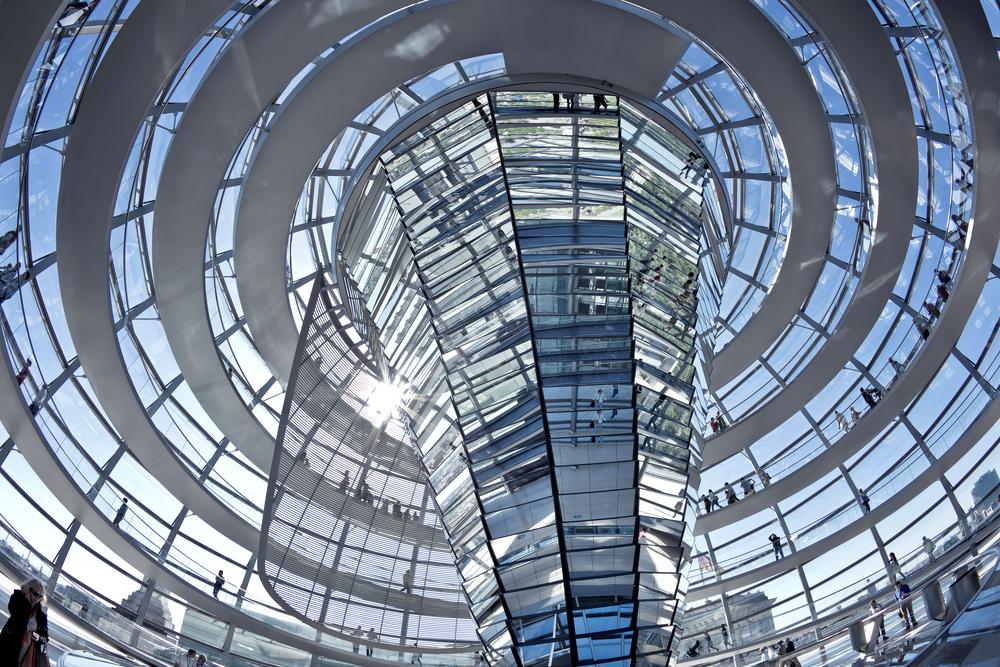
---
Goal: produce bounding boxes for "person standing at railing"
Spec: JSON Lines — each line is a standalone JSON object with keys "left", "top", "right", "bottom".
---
{"left": 724, "top": 482, "right": 737, "bottom": 506}
{"left": 113, "top": 497, "right": 129, "bottom": 527}
{"left": 889, "top": 358, "right": 906, "bottom": 385}
{"left": 680, "top": 152, "right": 699, "bottom": 180}
{"left": 858, "top": 489, "right": 871, "bottom": 514}
{"left": 860, "top": 387, "right": 877, "bottom": 409}
{"left": 720, "top": 624, "right": 731, "bottom": 647}
{"left": 351, "top": 625, "right": 362, "bottom": 654}
{"left": 887, "top": 552, "right": 905, "bottom": 583}
{"left": 212, "top": 571, "right": 225, "bottom": 599}
{"left": 0, "top": 578, "right": 48, "bottom": 667}
{"left": 922, "top": 536, "right": 936, "bottom": 563}
{"left": 714, "top": 410, "right": 727, "bottom": 431}
{"left": 778, "top": 638, "right": 799, "bottom": 667}
{"left": 894, "top": 581, "right": 918, "bottom": 630}
{"left": 174, "top": 648, "right": 197, "bottom": 667}
{"left": 401, "top": 568, "right": 414, "bottom": 594}
{"left": 14, "top": 359, "right": 31, "bottom": 386}
{"left": 869, "top": 599, "right": 888, "bottom": 644}
{"left": 769, "top": 533, "right": 784, "bottom": 560}
{"left": 835, "top": 410, "right": 849, "bottom": 433}
{"left": 365, "top": 627, "right": 379, "bottom": 656}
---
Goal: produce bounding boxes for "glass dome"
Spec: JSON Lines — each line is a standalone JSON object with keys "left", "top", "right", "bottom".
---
{"left": 0, "top": 1, "right": 997, "bottom": 666}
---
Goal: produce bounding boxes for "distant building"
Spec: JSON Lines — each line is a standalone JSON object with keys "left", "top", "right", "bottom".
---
{"left": 180, "top": 606, "right": 311, "bottom": 667}
{"left": 118, "top": 586, "right": 173, "bottom": 633}
{"left": 971, "top": 469, "right": 999, "bottom": 508}
{"left": 680, "top": 590, "right": 776, "bottom": 653}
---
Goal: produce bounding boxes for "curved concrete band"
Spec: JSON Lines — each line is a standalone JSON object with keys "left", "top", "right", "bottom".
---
{"left": 157, "top": 0, "right": 688, "bottom": 386}
{"left": 688, "top": 381, "right": 1000, "bottom": 600}
{"left": 52, "top": 1, "right": 261, "bottom": 551}
{"left": 150, "top": 0, "right": 422, "bottom": 475}
{"left": 694, "top": 0, "right": 1000, "bottom": 536}
{"left": 229, "top": 0, "right": 834, "bottom": 392}
{"left": 698, "top": 0, "right": 919, "bottom": 473}
{"left": 0, "top": 0, "right": 62, "bottom": 141}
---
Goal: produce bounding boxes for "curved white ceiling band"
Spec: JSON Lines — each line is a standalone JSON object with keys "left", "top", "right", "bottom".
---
{"left": 149, "top": 1, "right": 419, "bottom": 477}
{"left": 0, "top": 0, "right": 62, "bottom": 140}
{"left": 699, "top": 0, "right": 919, "bottom": 471}
{"left": 230, "top": 0, "right": 835, "bottom": 394}
{"left": 695, "top": 0, "right": 1000, "bottom": 534}
{"left": 0, "top": 0, "right": 90, "bottom": 528}
{"left": 666, "top": 0, "right": 836, "bottom": 389}
{"left": 52, "top": 0, "right": 259, "bottom": 549}
{"left": 233, "top": 0, "right": 688, "bottom": 382}
{"left": 688, "top": 383, "right": 1000, "bottom": 600}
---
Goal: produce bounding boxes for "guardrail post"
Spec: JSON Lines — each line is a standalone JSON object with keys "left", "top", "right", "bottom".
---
{"left": 848, "top": 620, "right": 867, "bottom": 652}
{"left": 947, "top": 566, "right": 981, "bottom": 617}
{"left": 922, "top": 580, "right": 947, "bottom": 621}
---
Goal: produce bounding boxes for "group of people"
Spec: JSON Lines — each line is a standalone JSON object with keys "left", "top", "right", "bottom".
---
{"left": 351, "top": 625, "right": 381, "bottom": 656}
{"left": 757, "top": 637, "right": 800, "bottom": 666}
{"left": 708, "top": 410, "right": 727, "bottom": 434}
{"left": 696, "top": 625, "right": 731, "bottom": 653}
{"left": 687, "top": 529, "right": 955, "bottom": 662}
{"left": 700, "top": 472, "right": 767, "bottom": 514}
{"left": 833, "top": 406, "right": 862, "bottom": 433}
{"left": 338, "top": 471, "right": 421, "bottom": 523}
{"left": 678, "top": 151, "right": 711, "bottom": 187}
{"left": 686, "top": 631, "right": 798, "bottom": 666}
{"left": 859, "top": 385, "right": 883, "bottom": 410}
{"left": 866, "top": 581, "right": 920, "bottom": 646}
{"left": 173, "top": 648, "right": 210, "bottom": 667}
{"left": 0, "top": 263, "right": 30, "bottom": 303}
{"left": 914, "top": 268, "right": 953, "bottom": 340}
{"left": 551, "top": 92, "right": 609, "bottom": 114}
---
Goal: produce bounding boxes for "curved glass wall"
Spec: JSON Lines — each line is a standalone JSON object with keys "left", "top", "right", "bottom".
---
{"left": 0, "top": 2, "right": 997, "bottom": 667}
{"left": 696, "top": 0, "right": 976, "bottom": 524}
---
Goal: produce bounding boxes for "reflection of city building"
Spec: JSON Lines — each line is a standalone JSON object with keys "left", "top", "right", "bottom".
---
{"left": 683, "top": 591, "right": 775, "bottom": 649}
{"left": 0, "top": 539, "right": 43, "bottom": 585}
{"left": 972, "top": 469, "right": 999, "bottom": 507}
{"left": 180, "top": 608, "right": 310, "bottom": 667}
{"left": 118, "top": 587, "right": 173, "bottom": 633}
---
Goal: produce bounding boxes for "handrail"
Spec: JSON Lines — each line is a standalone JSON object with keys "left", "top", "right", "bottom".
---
{"left": 907, "top": 547, "right": 1000, "bottom": 665}
{"left": 684, "top": 486, "right": 1000, "bottom": 641}
{"left": 677, "top": 507, "right": 1000, "bottom": 665}
{"left": 688, "top": 449, "right": 999, "bottom": 591}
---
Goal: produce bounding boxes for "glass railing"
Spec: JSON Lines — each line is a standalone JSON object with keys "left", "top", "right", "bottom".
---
{"left": 682, "top": 486, "right": 1000, "bottom": 657}
{"left": 690, "top": 439, "right": 995, "bottom": 591}
{"left": 0, "top": 508, "right": 470, "bottom": 666}
{"left": 679, "top": 496, "right": 1000, "bottom": 664}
